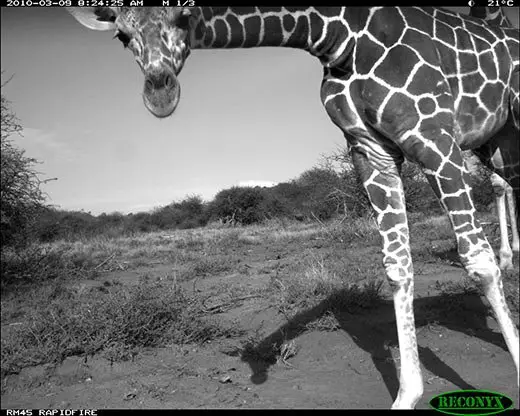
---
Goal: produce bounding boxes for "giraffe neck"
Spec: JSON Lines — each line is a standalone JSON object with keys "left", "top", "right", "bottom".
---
{"left": 189, "top": 7, "right": 366, "bottom": 68}
{"left": 470, "top": 6, "right": 511, "bottom": 27}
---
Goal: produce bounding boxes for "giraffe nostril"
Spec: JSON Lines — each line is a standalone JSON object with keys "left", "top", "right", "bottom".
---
{"left": 145, "top": 79, "right": 154, "bottom": 92}
{"left": 165, "top": 74, "right": 174, "bottom": 89}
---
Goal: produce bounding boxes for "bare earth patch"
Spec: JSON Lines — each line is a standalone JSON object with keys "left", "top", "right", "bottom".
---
{"left": 2, "top": 216, "right": 518, "bottom": 409}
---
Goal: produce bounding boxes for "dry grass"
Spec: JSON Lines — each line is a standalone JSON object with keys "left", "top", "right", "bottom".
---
{"left": 2, "top": 213, "right": 517, "bottom": 381}
{"left": 1, "top": 278, "right": 243, "bottom": 377}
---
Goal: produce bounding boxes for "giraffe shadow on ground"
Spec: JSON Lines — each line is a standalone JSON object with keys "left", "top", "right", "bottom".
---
{"left": 240, "top": 288, "right": 508, "bottom": 400}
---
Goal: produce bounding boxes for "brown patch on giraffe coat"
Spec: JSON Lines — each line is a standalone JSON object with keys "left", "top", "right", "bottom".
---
{"left": 263, "top": 16, "right": 283, "bottom": 46}
{"left": 418, "top": 114, "right": 454, "bottom": 142}
{"left": 443, "top": 192, "right": 472, "bottom": 212}
{"left": 259, "top": 7, "right": 283, "bottom": 13}
{"left": 282, "top": 14, "right": 295, "bottom": 32}
{"left": 374, "top": 46, "right": 419, "bottom": 89}
{"left": 287, "top": 16, "right": 309, "bottom": 48}
{"left": 407, "top": 66, "right": 445, "bottom": 96}
{"left": 368, "top": 8, "right": 405, "bottom": 48}
{"left": 454, "top": 223, "right": 475, "bottom": 235}
{"left": 225, "top": 14, "right": 244, "bottom": 47}
{"left": 479, "top": 51, "right": 498, "bottom": 80}
{"left": 355, "top": 36, "right": 385, "bottom": 76}
{"left": 402, "top": 8, "right": 434, "bottom": 37}
{"left": 322, "top": 94, "right": 359, "bottom": 130}
{"left": 418, "top": 97, "right": 436, "bottom": 116}
{"left": 203, "top": 26, "right": 214, "bottom": 47}
{"left": 451, "top": 213, "right": 473, "bottom": 227}
{"left": 395, "top": 248, "right": 409, "bottom": 259}
{"left": 467, "top": 22, "right": 497, "bottom": 44}
{"left": 481, "top": 82, "right": 506, "bottom": 112}
{"left": 437, "top": 94, "right": 453, "bottom": 111}
{"left": 403, "top": 132, "right": 443, "bottom": 167}
{"left": 354, "top": 78, "right": 389, "bottom": 124}
{"left": 459, "top": 52, "right": 478, "bottom": 74}
{"left": 242, "top": 16, "right": 261, "bottom": 47}
{"left": 308, "top": 13, "right": 324, "bottom": 46}
{"left": 387, "top": 242, "right": 402, "bottom": 253}
{"left": 380, "top": 93, "right": 419, "bottom": 135}
{"left": 202, "top": 8, "right": 213, "bottom": 21}
{"left": 455, "top": 26, "right": 473, "bottom": 50}
{"left": 321, "top": 21, "right": 351, "bottom": 59}
{"left": 212, "top": 19, "right": 230, "bottom": 48}
{"left": 313, "top": 7, "right": 342, "bottom": 18}
{"left": 466, "top": 233, "right": 481, "bottom": 246}
{"left": 435, "top": 22, "right": 455, "bottom": 45}
{"left": 461, "top": 72, "right": 486, "bottom": 95}
{"left": 436, "top": 11, "right": 464, "bottom": 35}
{"left": 321, "top": 79, "right": 345, "bottom": 97}
{"left": 232, "top": 7, "right": 256, "bottom": 16}
{"left": 434, "top": 41, "right": 458, "bottom": 76}
{"left": 402, "top": 30, "right": 438, "bottom": 67}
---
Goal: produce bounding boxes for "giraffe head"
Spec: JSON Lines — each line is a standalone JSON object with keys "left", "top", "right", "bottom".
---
{"left": 67, "top": 7, "right": 195, "bottom": 118}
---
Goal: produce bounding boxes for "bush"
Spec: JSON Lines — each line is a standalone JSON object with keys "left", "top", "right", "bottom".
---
{"left": 208, "top": 186, "right": 272, "bottom": 225}
{"left": 1, "top": 86, "right": 47, "bottom": 247}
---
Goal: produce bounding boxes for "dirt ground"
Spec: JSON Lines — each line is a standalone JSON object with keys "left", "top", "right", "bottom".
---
{"left": 2, "top": 238, "right": 519, "bottom": 410}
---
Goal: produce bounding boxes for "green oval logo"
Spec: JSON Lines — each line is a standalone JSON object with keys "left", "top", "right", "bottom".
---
{"left": 429, "top": 389, "right": 514, "bottom": 416}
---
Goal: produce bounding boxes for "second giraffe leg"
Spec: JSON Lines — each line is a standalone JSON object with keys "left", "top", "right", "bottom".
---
{"left": 352, "top": 150, "right": 423, "bottom": 409}
{"left": 506, "top": 185, "right": 520, "bottom": 255}
{"left": 492, "top": 176, "right": 514, "bottom": 270}
{"left": 403, "top": 131, "right": 519, "bottom": 386}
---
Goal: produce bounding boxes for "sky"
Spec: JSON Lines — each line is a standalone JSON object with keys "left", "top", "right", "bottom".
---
{"left": 1, "top": 7, "right": 519, "bottom": 215}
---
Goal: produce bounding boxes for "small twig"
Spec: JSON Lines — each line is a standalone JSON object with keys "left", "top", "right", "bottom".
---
{"left": 92, "top": 253, "right": 116, "bottom": 271}
{"left": 201, "top": 294, "right": 262, "bottom": 314}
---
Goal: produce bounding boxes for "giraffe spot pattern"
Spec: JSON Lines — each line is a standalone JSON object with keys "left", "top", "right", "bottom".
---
{"left": 264, "top": 16, "right": 283, "bottom": 46}
{"left": 243, "top": 16, "right": 261, "bottom": 47}
{"left": 381, "top": 93, "right": 419, "bottom": 136}
{"left": 401, "top": 30, "right": 438, "bottom": 68}
{"left": 368, "top": 8, "right": 405, "bottom": 48}
{"left": 355, "top": 35, "right": 385, "bottom": 76}
{"left": 282, "top": 14, "right": 295, "bottom": 32}
{"left": 418, "top": 97, "right": 436, "bottom": 116}
{"left": 225, "top": 14, "right": 243, "bottom": 47}
{"left": 479, "top": 51, "right": 498, "bottom": 80}
{"left": 374, "top": 46, "right": 420, "bottom": 89}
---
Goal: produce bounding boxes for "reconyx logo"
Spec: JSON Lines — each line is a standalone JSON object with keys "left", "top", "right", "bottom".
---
{"left": 430, "top": 390, "right": 514, "bottom": 415}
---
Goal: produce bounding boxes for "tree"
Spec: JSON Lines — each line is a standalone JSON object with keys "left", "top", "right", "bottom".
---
{"left": 1, "top": 74, "right": 47, "bottom": 246}
{"left": 208, "top": 186, "right": 268, "bottom": 225}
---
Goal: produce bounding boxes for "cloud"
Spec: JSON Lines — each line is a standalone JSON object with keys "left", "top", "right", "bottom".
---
{"left": 20, "top": 127, "right": 78, "bottom": 162}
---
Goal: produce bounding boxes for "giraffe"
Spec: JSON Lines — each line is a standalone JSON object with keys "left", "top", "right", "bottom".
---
{"left": 66, "top": 7, "right": 520, "bottom": 409}
{"left": 468, "top": 7, "right": 519, "bottom": 270}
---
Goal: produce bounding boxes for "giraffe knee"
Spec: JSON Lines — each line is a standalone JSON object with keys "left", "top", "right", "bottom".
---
{"left": 465, "top": 257, "right": 501, "bottom": 287}
{"left": 384, "top": 264, "right": 412, "bottom": 289}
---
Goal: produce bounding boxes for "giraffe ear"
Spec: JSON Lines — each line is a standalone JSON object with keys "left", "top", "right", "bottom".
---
{"left": 66, "top": 7, "right": 120, "bottom": 31}
{"left": 181, "top": 8, "right": 192, "bottom": 17}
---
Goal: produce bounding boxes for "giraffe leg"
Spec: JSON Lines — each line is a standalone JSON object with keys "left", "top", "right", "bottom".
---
{"left": 474, "top": 111, "right": 520, "bottom": 257}
{"left": 492, "top": 175, "right": 514, "bottom": 270}
{"left": 506, "top": 185, "right": 520, "bottom": 255}
{"left": 351, "top": 150, "right": 423, "bottom": 409}
{"left": 402, "top": 130, "right": 520, "bottom": 387}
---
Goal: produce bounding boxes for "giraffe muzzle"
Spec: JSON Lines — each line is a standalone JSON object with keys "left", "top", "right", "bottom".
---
{"left": 142, "top": 69, "right": 180, "bottom": 118}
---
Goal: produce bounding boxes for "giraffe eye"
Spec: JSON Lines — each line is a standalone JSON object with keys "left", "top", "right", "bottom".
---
{"left": 114, "top": 30, "right": 131, "bottom": 48}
